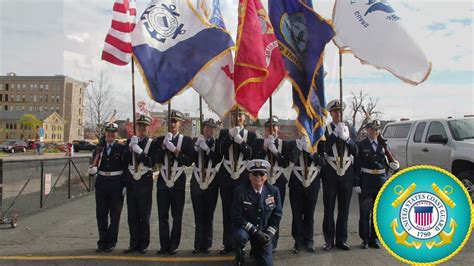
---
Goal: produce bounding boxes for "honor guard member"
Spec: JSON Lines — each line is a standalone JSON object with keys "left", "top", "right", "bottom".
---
{"left": 190, "top": 118, "right": 222, "bottom": 254}
{"left": 321, "top": 99, "right": 358, "bottom": 251}
{"left": 123, "top": 115, "right": 158, "bottom": 254}
{"left": 156, "top": 110, "right": 194, "bottom": 255}
{"left": 88, "top": 122, "right": 125, "bottom": 253}
{"left": 231, "top": 159, "right": 282, "bottom": 266}
{"left": 253, "top": 116, "right": 290, "bottom": 251}
{"left": 288, "top": 134, "right": 325, "bottom": 254}
{"left": 216, "top": 107, "right": 257, "bottom": 254}
{"left": 354, "top": 120, "right": 400, "bottom": 249}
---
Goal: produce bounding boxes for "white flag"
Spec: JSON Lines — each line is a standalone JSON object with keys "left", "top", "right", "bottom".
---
{"left": 333, "top": 0, "right": 431, "bottom": 85}
{"left": 192, "top": 0, "right": 235, "bottom": 119}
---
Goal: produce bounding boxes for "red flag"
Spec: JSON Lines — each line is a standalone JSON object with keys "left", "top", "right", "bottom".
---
{"left": 234, "top": 0, "right": 286, "bottom": 118}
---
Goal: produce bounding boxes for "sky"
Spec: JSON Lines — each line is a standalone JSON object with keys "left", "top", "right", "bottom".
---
{"left": 0, "top": 0, "right": 473, "bottom": 122}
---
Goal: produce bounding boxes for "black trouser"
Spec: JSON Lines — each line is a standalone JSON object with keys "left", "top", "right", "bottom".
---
{"left": 190, "top": 175, "right": 219, "bottom": 251}
{"left": 95, "top": 176, "right": 124, "bottom": 249}
{"left": 218, "top": 168, "right": 248, "bottom": 249}
{"left": 288, "top": 177, "right": 319, "bottom": 249}
{"left": 359, "top": 189, "right": 379, "bottom": 243}
{"left": 270, "top": 176, "right": 287, "bottom": 249}
{"left": 126, "top": 174, "right": 153, "bottom": 250}
{"left": 234, "top": 228, "right": 273, "bottom": 266}
{"left": 322, "top": 179, "right": 353, "bottom": 245}
{"left": 157, "top": 175, "right": 186, "bottom": 251}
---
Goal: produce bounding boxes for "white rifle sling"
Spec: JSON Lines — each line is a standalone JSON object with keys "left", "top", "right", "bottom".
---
{"left": 129, "top": 138, "right": 153, "bottom": 180}
{"left": 293, "top": 152, "right": 321, "bottom": 188}
{"left": 193, "top": 138, "right": 219, "bottom": 190}
{"left": 324, "top": 125, "right": 353, "bottom": 176}
{"left": 160, "top": 134, "right": 185, "bottom": 188}
{"left": 266, "top": 139, "right": 283, "bottom": 185}
{"left": 223, "top": 129, "right": 248, "bottom": 180}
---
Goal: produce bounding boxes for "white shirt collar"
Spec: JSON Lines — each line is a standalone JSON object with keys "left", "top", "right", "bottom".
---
{"left": 253, "top": 186, "right": 263, "bottom": 194}
{"left": 369, "top": 137, "right": 378, "bottom": 145}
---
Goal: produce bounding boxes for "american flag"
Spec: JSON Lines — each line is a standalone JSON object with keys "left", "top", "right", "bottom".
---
{"left": 101, "top": 0, "right": 136, "bottom": 66}
{"left": 414, "top": 206, "right": 433, "bottom": 226}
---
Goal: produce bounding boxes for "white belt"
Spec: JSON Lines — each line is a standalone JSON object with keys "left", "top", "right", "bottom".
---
{"left": 98, "top": 170, "right": 123, "bottom": 177}
{"left": 325, "top": 144, "right": 353, "bottom": 176}
{"left": 361, "top": 167, "right": 386, "bottom": 175}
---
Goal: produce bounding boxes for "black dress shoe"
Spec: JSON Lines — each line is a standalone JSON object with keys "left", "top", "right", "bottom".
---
{"left": 369, "top": 241, "right": 380, "bottom": 249}
{"left": 220, "top": 247, "right": 233, "bottom": 255}
{"left": 192, "top": 249, "right": 200, "bottom": 254}
{"left": 292, "top": 247, "right": 300, "bottom": 254}
{"left": 168, "top": 249, "right": 178, "bottom": 255}
{"left": 323, "top": 242, "right": 333, "bottom": 251}
{"left": 157, "top": 249, "right": 168, "bottom": 255}
{"left": 305, "top": 246, "right": 316, "bottom": 253}
{"left": 124, "top": 247, "right": 137, "bottom": 254}
{"left": 104, "top": 246, "right": 115, "bottom": 253}
{"left": 336, "top": 242, "right": 350, "bottom": 251}
{"left": 95, "top": 247, "right": 105, "bottom": 253}
{"left": 139, "top": 249, "right": 148, "bottom": 254}
{"left": 361, "top": 242, "right": 369, "bottom": 249}
{"left": 202, "top": 249, "right": 211, "bottom": 254}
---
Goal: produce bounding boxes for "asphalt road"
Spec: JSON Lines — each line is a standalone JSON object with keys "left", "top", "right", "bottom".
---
{"left": 0, "top": 181, "right": 472, "bottom": 265}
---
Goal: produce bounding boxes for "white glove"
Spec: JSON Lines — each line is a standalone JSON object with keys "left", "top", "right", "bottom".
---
{"left": 132, "top": 143, "right": 143, "bottom": 154}
{"left": 389, "top": 160, "right": 400, "bottom": 171}
{"left": 303, "top": 141, "right": 312, "bottom": 153}
{"left": 194, "top": 135, "right": 205, "bottom": 150}
{"left": 129, "top": 136, "right": 139, "bottom": 146}
{"left": 233, "top": 133, "right": 244, "bottom": 144}
{"left": 199, "top": 141, "right": 210, "bottom": 152}
{"left": 296, "top": 138, "right": 304, "bottom": 151}
{"left": 268, "top": 142, "right": 278, "bottom": 155}
{"left": 264, "top": 135, "right": 275, "bottom": 149}
{"left": 122, "top": 187, "right": 127, "bottom": 196}
{"left": 165, "top": 141, "right": 176, "bottom": 152}
{"left": 229, "top": 126, "right": 241, "bottom": 138}
{"left": 87, "top": 166, "right": 97, "bottom": 176}
{"left": 300, "top": 136, "right": 309, "bottom": 152}
{"left": 339, "top": 123, "right": 350, "bottom": 142}
{"left": 165, "top": 132, "right": 173, "bottom": 142}
{"left": 354, "top": 186, "right": 362, "bottom": 194}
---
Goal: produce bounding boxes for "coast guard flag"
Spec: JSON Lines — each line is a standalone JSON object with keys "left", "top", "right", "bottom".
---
{"left": 234, "top": 0, "right": 287, "bottom": 119}
{"left": 269, "top": 0, "right": 334, "bottom": 151}
{"left": 333, "top": 0, "right": 431, "bottom": 85}
{"left": 102, "top": 0, "right": 137, "bottom": 66}
{"left": 132, "top": 0, "right": 234, "bottom": 104}
{"left": 192, "top": 0, "right": 235, "bottom": 119}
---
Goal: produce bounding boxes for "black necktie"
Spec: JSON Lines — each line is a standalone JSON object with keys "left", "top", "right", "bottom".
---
{"left": 372, "top": 141, "right": 377, "bottom": 151}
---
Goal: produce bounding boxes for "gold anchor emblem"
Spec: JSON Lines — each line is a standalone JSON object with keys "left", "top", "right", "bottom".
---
{"left": 426, "top": 218, "right": 457, "bottom": 249}
{"left": 390, "top": 219, "right": 422, "bottom": 249}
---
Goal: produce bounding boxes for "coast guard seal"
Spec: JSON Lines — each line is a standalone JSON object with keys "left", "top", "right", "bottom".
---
{"left": 374, "top": 165, "right": 473, "bottom": 265}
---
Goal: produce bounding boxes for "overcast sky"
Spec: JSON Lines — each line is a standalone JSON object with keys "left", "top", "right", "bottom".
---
{"left": 0, "top": 0, "right": 472, "bottom": 122}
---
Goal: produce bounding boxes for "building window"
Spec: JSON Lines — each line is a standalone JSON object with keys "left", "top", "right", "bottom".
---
{"left": 0, "top": 94, "right": 2, "bottom": 101}
{"left": 9, "top": 106, "right": 14, "bottom": 111}
{"left": 39, "top": 106, "right": 43, "bottom": 111}
{"left": 5, "top": 94, "right": 8, "bottom": 102}
{"left": 16, "top": 95, "right": 20, "bottom": 102}
{"left": 21, "top": 106, "right": 25, "bottom": 111}
{"left": 5, "top": 84, "right": 9, "bottom": 91}
{"left": 11, "top": 84, "right": 15, "bottom": 89}
{"left": 22, "top": 95, "right": 26, "bottom": 102}
{"left": 11, "top": 95, "right": 14, "bottom": 101}
{"left": 29, "top": 106, "right": 33, "bottom": 111}
{"left": 0, "top": 84, "right": 2, "bottom": 91}
{"left": 23, "top": 84, "right": 26, "bottom": 89}
{"left": 34, "top": 95, "right": 37, "bottom": 102}
{"left": 45, "top": 84, "right": 49, "bottom": 90}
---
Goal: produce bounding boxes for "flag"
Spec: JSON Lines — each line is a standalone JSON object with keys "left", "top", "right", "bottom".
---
{"left": 192, "top": 0, "right": 235, "bottom": 119}
{"left": 102, "top": 0, "right": 137, "bottom": 66}
{"left": 269, "top": 0, "right": 334, "bottom": 151}
{"left": 333, "top": 0, "right": 431, "bottom": 85}
{"left": 234, "top": 0, "right": 287, "bottom": 119}
{"left": 132, "top": 0, "right": 234, "bottom": 104}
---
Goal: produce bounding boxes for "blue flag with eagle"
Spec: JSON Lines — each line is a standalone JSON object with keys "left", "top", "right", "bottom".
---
{"left": 269, "top": 0, "right": 334, "bottom": 151}
{"left": 132, "top": 0, "right": 234, "bottom": 103}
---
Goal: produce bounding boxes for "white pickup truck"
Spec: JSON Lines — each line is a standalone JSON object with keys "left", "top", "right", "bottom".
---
{"left": 382, "top": 117, "right": 474, "bottom": 200}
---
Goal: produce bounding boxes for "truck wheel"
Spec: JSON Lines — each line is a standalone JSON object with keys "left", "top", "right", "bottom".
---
{"left": 458, "top": 170, "right": 474, "bottom": 202}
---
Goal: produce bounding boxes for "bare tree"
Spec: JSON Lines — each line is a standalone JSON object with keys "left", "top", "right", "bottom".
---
{"left": 85, "top": 71, "right": 117, "bottom": 138}
{"left": 346, "top": 90, "right": 383, "bottom": 139}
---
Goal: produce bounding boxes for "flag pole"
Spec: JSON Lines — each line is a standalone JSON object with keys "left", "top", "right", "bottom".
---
{"left": 269, "top": 96, "right": 274, "bottom": 177}
{"left": 131, "top": 58, "right": 137, "bottom": 135}
{"left": 131, "top": 57, "right": 138, "bottom": 173}
{"left": 167, "top": 101, "right": 172, "bottom": 181}
{"left": 199, "top": 96, "right": 205, "bottom": 183}
{"left": 338, "top": 49, "right": 344, "bottom": 168}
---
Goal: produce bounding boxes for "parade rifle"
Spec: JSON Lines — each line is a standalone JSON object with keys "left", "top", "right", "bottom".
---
{"left": 378, "top": 133, "right": 397, "bottom": 164}
{"left": 233, "top": 108, "right": 239, "bottom": 174}
{"left": 91, "top": 135, "right": 106, "bottom": 169}
{"left": 199, "top": 97, "right": 205, "bottom": 183}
